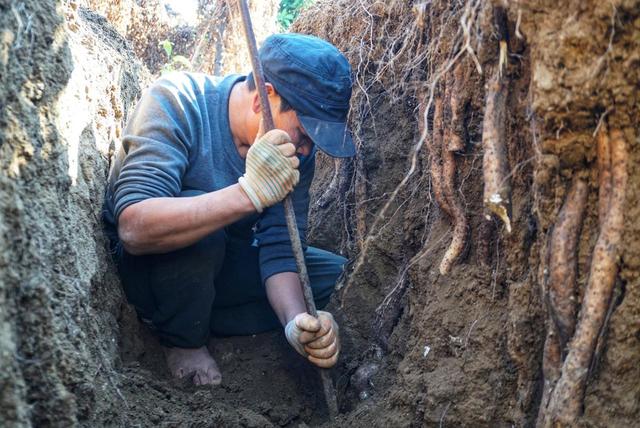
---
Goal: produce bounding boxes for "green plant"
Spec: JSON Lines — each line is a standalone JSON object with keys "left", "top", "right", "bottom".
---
{"left": 158, "top": 39, "right": 192, "bottom": 74}
{"left": 277, "top": 0, "right": 314, "bottom": 30}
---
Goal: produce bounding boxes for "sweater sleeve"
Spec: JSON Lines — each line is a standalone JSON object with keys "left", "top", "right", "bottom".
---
{"left": 255, "top": 150, "right": 316, "bottom": 283}
{"left": 112, "top": 73, "right": 199, "bottom": 221}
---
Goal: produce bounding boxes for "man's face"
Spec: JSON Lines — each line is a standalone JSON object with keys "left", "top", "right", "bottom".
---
{"left": 273, "top": 107, "right": 314, "bottom": 158}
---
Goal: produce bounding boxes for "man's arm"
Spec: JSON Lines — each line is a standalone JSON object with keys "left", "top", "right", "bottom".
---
{"left": 117, "top": 128, "right": 298, "bottom": 256}
{"left": 265, "top": 272, "right": 307, "bottom": 325}
{"left": 266, "top": 272, "right": 340, "bottom": 368}
{"left": 118, "top": 183, "right": 254, "bottom": 255}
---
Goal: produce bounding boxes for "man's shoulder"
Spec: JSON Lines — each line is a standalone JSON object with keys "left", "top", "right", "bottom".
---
{"left": 150, "top": 72, "right": 241, "bottom": 99}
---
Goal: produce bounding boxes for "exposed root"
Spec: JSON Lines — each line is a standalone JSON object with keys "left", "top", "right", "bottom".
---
{"left": 448, "top": 61, "right": 470, "bottom": 152}
{"left": 537, "top": 327, "right": 562, "bottom": 427}
{"left": 494, "top": 6, "right": 509, "bottom": 79}
{"left": 547, "top": 129, "right": 628, "bottom": 425}
{"left": 596, "top": 125, "right": 612, "bottom": 227}
{"left": 537, "top": 176, "right": 588, "bottom": 427}
{"left": 547, "top": 177, "right": 589, "bottom": 348}
{"left": 420, "top": 77, "right": 469, "bottom": 275}
{"left": 439, "top": 147, "right": 469, "bottom": 275}
{"left": 481, "top": 71, "right": 511, "bottom": 233}
{"left": 422, "top": 93, "right": 452, "bottom": 216}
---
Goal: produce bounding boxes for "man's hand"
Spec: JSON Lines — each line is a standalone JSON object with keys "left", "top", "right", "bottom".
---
{"left": 238, "top": 129, "right": 300, "bottom": 213}
{"left": 285, "top": 311, "right": 340, "bottom": 368}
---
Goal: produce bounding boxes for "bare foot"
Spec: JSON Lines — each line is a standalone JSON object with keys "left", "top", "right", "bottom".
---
{"left": 163, "top": 346, "right": 222, "bottom": 386}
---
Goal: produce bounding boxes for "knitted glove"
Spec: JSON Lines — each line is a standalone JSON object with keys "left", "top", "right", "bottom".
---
{"left": 238, "top": 129, "right": 300, "bottom": 213}
{"left": 285, "top": 311, "right": 340, "bottom": 368}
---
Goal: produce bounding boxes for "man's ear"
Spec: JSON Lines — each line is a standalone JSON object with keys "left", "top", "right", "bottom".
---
{"left": 251, "top": 83, "right": 277, "bottom": 114}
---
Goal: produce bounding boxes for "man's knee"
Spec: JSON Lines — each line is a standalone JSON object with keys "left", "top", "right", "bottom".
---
{"left": 305, "top": 247, "right": 347, "bottom": 303}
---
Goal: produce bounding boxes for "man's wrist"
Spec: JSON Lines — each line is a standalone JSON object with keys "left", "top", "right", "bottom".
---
{"left": 233, "top": 182, "right": 259, "bottom": 214}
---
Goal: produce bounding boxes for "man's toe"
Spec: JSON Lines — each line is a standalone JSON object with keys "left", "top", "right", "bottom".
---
{"left": 209, "top": 368, "right": 222, "bottom": 385}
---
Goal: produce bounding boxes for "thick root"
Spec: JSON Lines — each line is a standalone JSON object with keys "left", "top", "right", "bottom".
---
{"left": 537, "top": 328, "right": 562, "bottom": 427}
{"left": 547, "top": 177, "right": 589, "bottom": 347}
{"left": 548, "top": 129, "right": 628, "bottom": 425}
{"left": 481, "top": 72, "right": 511, "bottom": 233}
{"left": 422, "top": 94, "right": 453, "bottom": 217}
{"left": 439, "top": 148, "right": 468, "bottom": 275}
{"left": 448, "top": 61, "right": 471, "bottom": 152}
{"left": 596, "top": 125, "right": 611, "bottom": 227}
{"left": 537, "top": 177, "right": 588, "bottom": 427}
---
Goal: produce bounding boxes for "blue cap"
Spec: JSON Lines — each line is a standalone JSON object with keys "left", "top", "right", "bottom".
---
{"left": 259, "top": 33, "right": 355, "bottom": 158}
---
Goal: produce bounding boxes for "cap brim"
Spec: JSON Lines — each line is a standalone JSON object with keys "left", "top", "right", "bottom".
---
{"left": 298, "top": 115, "right": 355, "bottom": 158}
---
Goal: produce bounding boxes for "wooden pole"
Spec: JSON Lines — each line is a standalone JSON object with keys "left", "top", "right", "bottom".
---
{"left": 236, "top": 0, "right": 339, "bottom": 418}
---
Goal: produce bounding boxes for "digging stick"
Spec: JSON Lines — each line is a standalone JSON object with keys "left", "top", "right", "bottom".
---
{"left": 236, "top": 0, "right": 339, "bottom": 418}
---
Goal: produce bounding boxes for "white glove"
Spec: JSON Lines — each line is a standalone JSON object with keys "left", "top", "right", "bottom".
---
{"left": 238, "top": 129, "right": 300, "bottom": 213}
{"left": 285, "top": 311, "right": 340, "bottom": 368}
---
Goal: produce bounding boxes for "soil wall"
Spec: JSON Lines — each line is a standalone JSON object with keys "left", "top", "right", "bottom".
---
{"left": 295, "top": 0, "right": 639, "bottom": 426}
{"left": 0, "top": 1, "right": 145, "bottom": 425}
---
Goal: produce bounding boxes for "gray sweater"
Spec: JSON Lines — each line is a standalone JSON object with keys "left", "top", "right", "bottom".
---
{"left": 103, "top": 72, "right": 314, "bottom": 282}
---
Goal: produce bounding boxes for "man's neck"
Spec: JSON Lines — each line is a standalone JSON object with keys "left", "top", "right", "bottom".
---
{"left": 228, "top": 81, "right": 252, "bottom": 157}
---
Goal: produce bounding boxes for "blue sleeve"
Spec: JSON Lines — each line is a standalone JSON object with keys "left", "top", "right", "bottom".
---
{"left": 112, "top": 73, "right": 199, "bottom": 221}
{"left": 256, "top": 150, "right": 315, "bottom": 283}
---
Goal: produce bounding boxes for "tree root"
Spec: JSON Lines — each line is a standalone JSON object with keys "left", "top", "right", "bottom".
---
{"left": 482, "top": 6, "right": 511, "bottom": 233}
{"left": 537, "top": 176, "right": 588, "bottom": 427}
{"left": 546, "top": 128, "right": 628, "bottom": 425}
{"left": 448, "top": 62, "right": 470, "bottom": 152}
{"left": 422, "top": 93, "right": 452, "bottom": 217}
{"left": 596, "top": 125, "right": 612, "bottom": 226}
{"left": 548, "top": 177, "right": 589, "bottom": 348}
{"left": 439, "top": 148, "right": 469, "bottom": 275}
{"left": 419, "top": 74, "right": 469, "bottom": 275}
{"left": 481, "top": 71, "right": 511, "bottom": 233}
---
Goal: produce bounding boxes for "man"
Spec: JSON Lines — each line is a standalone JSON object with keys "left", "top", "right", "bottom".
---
{"left": 103, "top": 33, "right": 354, "bottom": 386}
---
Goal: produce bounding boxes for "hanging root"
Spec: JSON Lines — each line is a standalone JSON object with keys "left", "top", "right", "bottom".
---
{"left": 438, "top": 68, "right": 469, "bottom": 275}
{"left": 481, "top": 71, "right": 511, "bottom": 233}
{"left": 421, "top": 79, "right": 469, "bottom": 275}
{"left": 448, "top": 61, "right": 470, "bottom": 152}
{"left": 548, "top": 177, "right": 589, "bottom": 347}
{"left": 547, "top": 128, "right": 628, "bottom": 425}
{"left": 482, "top": 5, "right": 511, "bottom": 233}
{"left": 537, "top": 176, "right": 588, "bottom": 426}
{"left": 439, "top": 148, "right": 469, "bottom": 275}
{"left": 494, "top": 6, "right": 509, "bottom": 79}
{"left": 538, "top": 327, "right": 562, "bottom": 427}
{"left": 422, "top": 93, "right": 452, "bottom": 217}
{"left": 596, "top": 125, "right": 612, "bottom": 226}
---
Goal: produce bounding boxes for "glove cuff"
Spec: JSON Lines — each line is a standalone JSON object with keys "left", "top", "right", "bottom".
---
{"left": 238, "top": 176, "right": 264, "bottom": 213}
{"left": 285, "top": 317, "right": 307, "bottom": 357}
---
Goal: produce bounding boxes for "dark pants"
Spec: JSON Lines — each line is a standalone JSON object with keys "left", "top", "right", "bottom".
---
{"left": 112, "top": 210, "right": 345, "bottom": 349}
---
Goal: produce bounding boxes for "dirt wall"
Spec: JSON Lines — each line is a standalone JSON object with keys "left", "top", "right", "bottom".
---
{"left": 295, "top": 0, "right": 639, "bottom": 426}
{"left": 0, "top": 1, "right": 145, "bottom": 425}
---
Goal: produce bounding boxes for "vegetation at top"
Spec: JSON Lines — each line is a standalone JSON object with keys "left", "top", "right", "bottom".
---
{"left": 277, "top": 0, "right": 314, "bottom": 29}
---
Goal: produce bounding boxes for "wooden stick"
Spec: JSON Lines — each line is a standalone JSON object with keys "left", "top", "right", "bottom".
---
{"left": 548, "top": 129, "right": 627, "bottom": 424}
{"left": 237, "top": 0, "right": 338, "bottom": 418}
